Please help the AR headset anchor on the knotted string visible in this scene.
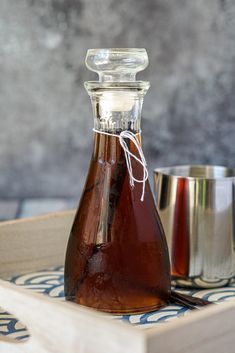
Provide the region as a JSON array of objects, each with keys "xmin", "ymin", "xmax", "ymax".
[{"xmin": 93, "ymin": 129, "xmax": 148, "ymax": 201}]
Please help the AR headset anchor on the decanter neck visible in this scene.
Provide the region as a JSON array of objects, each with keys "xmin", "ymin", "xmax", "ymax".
[{"xmin": 85, "ymin": 82, "xmax": 149, "ymax": 133}]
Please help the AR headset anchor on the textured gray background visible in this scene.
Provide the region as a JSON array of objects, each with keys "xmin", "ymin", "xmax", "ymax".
[{"xmin": 0, "ymin": 0, "xmax": 235, "ymax": 199}]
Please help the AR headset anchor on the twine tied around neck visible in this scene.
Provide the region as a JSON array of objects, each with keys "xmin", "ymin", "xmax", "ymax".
[{"xmin": 93, "ymin": 129, "xmax": 148, "ymax": 201}]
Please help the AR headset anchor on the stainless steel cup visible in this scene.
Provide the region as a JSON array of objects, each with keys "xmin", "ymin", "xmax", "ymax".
[{"xmin": 153, "ymin": 165, "xmax": 235, "ymax": 288}]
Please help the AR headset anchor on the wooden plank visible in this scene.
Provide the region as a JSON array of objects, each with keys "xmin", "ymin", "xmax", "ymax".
[
  {"xmin": 146, "ymin": 299, "xmax": 235, "ymax": 353},
  {"xmin": 0, "ymin": 279, "xmax": 145, "ymax": 353},
  {"xmin": 0, "ymin": 211, "xmax": 75, "ymax": 279}
]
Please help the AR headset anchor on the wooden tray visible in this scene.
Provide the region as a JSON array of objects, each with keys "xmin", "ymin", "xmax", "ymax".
[{"xmin": 0, "ymin": 211, "xmax": 235, "ymax": 353}]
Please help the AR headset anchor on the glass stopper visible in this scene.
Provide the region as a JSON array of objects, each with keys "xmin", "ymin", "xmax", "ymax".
[{"xmin": 85, "ymin": 48, "xmax": 149, "ymax": 82}]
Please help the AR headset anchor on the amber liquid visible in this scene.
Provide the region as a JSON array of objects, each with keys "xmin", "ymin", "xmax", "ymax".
[{"xmin": 64, "ymin": 132, "xmax": 170, "ymax": 314}]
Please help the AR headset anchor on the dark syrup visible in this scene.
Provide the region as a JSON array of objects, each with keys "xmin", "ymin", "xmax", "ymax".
[{"xmin": 64, "ymin": 132, "xmax": 170, "ymax": 314}]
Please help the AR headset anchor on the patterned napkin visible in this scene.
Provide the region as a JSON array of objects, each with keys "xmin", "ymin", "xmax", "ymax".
[{"xmin": 1, "ymin": 267, "xmax": 235, "ymax": 340}]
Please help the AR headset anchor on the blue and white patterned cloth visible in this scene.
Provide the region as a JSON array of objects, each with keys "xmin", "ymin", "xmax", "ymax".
[{"xmin": 1, "ymin": 267, "xmax": 235, "ymax": 340}]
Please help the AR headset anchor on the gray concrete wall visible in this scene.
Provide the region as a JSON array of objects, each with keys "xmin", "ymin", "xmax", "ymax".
[{"xmin": 0, "ymin": 0, "xmax": 234, "ymax": 199}]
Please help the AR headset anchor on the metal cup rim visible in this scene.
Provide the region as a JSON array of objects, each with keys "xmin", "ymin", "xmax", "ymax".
[{"xmin": 153, "ymin": 164, "xmax": 235, "ymax": 181}]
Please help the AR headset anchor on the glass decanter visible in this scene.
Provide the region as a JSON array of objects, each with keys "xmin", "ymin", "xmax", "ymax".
[{"xmin": 64, "ymin": 48, "xmax": 170, "ymax": 314}]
